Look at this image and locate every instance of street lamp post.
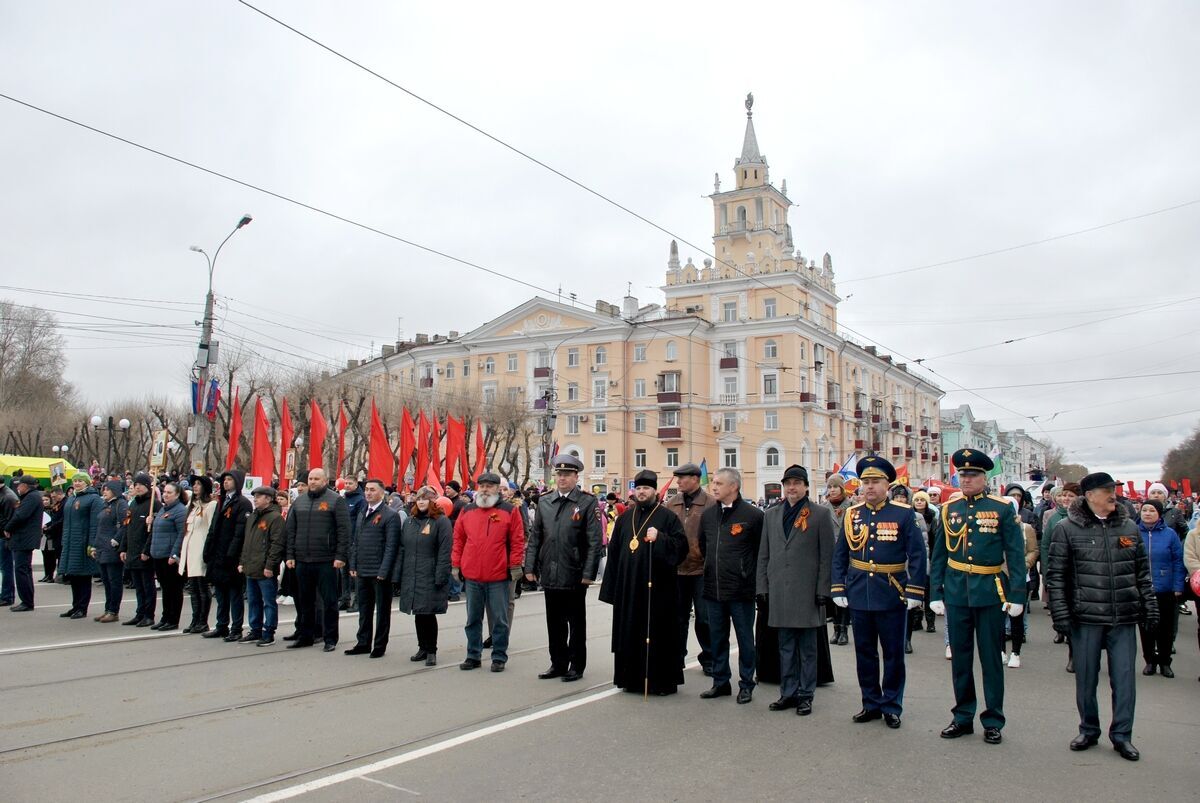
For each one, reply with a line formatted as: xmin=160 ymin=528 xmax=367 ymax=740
xmin=91 ymin=415 xmax=131 ymax=474
xmin=189 ymin=214 xmax=252 ymax=475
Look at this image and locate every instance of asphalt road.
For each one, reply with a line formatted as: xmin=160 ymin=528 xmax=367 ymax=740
xmin=2 ymin=577 xmax=1196 ymax=802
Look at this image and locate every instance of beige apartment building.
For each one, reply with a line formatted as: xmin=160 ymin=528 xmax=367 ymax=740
xmin=336 ymin=96 xmax=943 ymax=500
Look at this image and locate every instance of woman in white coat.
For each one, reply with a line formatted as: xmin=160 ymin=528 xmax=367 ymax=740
xmin=180 ymin=475 xmax=217 ymax=634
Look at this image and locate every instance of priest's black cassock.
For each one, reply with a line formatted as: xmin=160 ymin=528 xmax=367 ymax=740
xmin=598 ymin=501 xmax=688 ymax=695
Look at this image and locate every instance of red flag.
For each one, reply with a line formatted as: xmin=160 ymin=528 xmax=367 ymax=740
xmin=278 ymin=397 xmax=294 ymax=480
xmin=415 ymin=411 xmax=430 ymax=487
xmin=425 ymin=463 xmax=443 ymax=496
xmin=308 ymin=399 xmax=328 ymax=471
xmin=658 ymin=474 xmax=675 ymax=500
xmin=430 ymin=416 xmax=442 ymax=486
xmin=459 ymin=437 xmax=470 ymax=491
xmin=367 ymin=400 xmax=394 ymax=483
xmin=1116 ymin=482 xmax=1125 ymax=497
xmin=444 ymin=415 xmax=466 ymax=485
xmin=250 ymin=397 xmax=274 ymax=481
xmin=395 ymin=408 xmax=416 ymax=490
xmin=335 ymin=402 xmax=348 ymax=479
xmin=224 ymin=387 xmax=243 ymax=471
xmin=472 ymin=421 xmax=486 ymax=481
xmin=1182 ymin=478 xmax=1193 ymax=497
xmin=1143 ymin=480 xmax=1151 ymax=495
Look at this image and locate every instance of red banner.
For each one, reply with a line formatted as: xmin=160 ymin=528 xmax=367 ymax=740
xmin=472 ymin=421 xmax=486 ymax=482
xmin=367 ymin=400 xmax=393 ymax=483
xmin=249 ymin=397 xmax=274 ymax=481
xmin=395 ymin=408 xmax=415 ymax=490
xmin=224 ymin=387 xmax=242 ymax=472
xmin=335 ymin=402 xmax=348 ymax=479
xmin=308 ymin=399 xmax=327 ymax=471
xmin=277 ymin=397 xmax=293 ymax=481
xmin=415 ymin=411 xmax=430 ymax=488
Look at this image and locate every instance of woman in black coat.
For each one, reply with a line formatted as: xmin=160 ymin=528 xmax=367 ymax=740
xmin=393 ymin=488 xmax=452 ymax=666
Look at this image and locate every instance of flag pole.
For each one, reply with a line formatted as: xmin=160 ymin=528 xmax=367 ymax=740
xmin=644 ymin=537 xmax=653 ymax=701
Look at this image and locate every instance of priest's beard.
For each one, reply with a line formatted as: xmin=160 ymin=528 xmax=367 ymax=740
xmin=475 ymin=492 xmax=499 ymax=508
xmin=636 ymin=497 xmax=658 ymax=512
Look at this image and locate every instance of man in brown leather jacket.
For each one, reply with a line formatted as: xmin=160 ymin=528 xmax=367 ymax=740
xmin=665 ymin=463 xmax=715 ymax=675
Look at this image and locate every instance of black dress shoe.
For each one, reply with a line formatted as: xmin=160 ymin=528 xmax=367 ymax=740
xmin=883 ymin=713 xmax=902 ymax=729
xmin=1142 ymin=663 xmax=1156 ymax=676
xmin=769 ymin=696 xmax=798 ymax=711
xmin=425 ymin=653 xmax=437 ymax=666
xmin=256 ymin=636 xmax=275 ymax=646
xmin=223 ymin=630 xmax=243 ymax=643
xmin=925 ymin=622 xmax=936 ymax=633
xmin=829 ymin=627 xmax=840 ymax=644
xmin=562 ymin=670 xmax=584 ymax=682
xmin=736 ymin=688 xmax=753 ymax=704
xmin=282 ymin=632 xmax=300 ymax=641
xmin=1069 ymin=734 xmax=1098 ymax=751
xmin=983 ymin=727 xmax=1002 ymax=744
xmin=122 ymin=616 xmax=141 ymax=626
xmin=370 ymin=649 xmax=385 ymax=658
xmin=940 ymin=721 xmax=974 ymax=738
xmin=490 ymin=661 xmax=506 ymax=672
xmin=1160 ymin=665 xmax=1175 ymax=678
xmin=239 ymin=631 xmax=261 ymax=643
xmin=1053 ymin=633 xmax=1066 ymax=644
xmin=410 ymin=650 xmax=429 ymax=662
xmin=700 ymin=683 xmax=732 ymax=699
xmin=322 ymin=643 xmax=336 ymax=652
xmin=836 ymin=629 xmax=849 ymax=646
xmin=460 ymin=658 xmax=482 ymax=670
xmin=702 ymin=666 xmax=713 ymax=677
xmin=538 ymin=667 xmax=566 ymax=680
xmin=69 ymin=610 xmax=86 ymax=619
xmin=10 ymin=603 xmax=33 ymax=612
xmin=136 ymin=618 xmax=153 ymax=627
xmin=1065 ymin=658 xmax=1074 ymax=673
xmin=1113 ymin=741 xmax=1139 ymax=761
xmin=345 ymin=645 xmax=371 ymax=655
xmin=852 ymin=708 xmax=882 ymax=723
xmin=796 ymin=699 xmax=813 ymax=716
xmin=483 ymin=636 xmax=493 ymax=649
xmin=60 ymin=609 xmax=77 ymax=618
xmin=202 ymin=628 xmax=228 ymax=639
xmin=904 ymin=639 xmax=913 ymax=655
xmin=286 ymin=640 xmax=314 ymax=649
xmin=158 ymin=623 xmax=178 ymax=631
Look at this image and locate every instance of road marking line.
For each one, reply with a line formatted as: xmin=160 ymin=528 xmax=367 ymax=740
xmin=246 ymin=686 xmax=623 ymax=801
xmin=358 ymin=777 xmax=420 ymax=795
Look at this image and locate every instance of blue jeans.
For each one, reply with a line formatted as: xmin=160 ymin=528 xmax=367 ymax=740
xmin=0 ymin=538 xmax=13 ymax=602
xmin=465 ymin=579 xmax=510 ymax=663
xmin=246 ymin=576 xmax=279 ymax=636
xmin=98 ymin=562 xmax=124 ymax=614
xmin=706 ymin=598 xmax=756 ymax=691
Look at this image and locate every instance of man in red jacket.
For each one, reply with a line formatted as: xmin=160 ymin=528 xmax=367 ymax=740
xmin=453 ymin=472 xmax=525 ymax=672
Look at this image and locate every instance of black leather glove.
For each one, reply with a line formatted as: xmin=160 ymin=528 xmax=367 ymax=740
xmin=755 ymin=593 xmax=768 ymax=605
xmin=1052 ymin=619 xmax=1071 ymax=636
xmin=816 ymin=595 xmax=831 ymax=607
xmin=1144 ymin=617 xmax=1159 ymax=631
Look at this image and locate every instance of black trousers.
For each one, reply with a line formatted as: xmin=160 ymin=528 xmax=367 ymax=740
xmin=154 ymin=558 xmax=184 ymax=625
xmin=68 ymin=575 xmax=93 ymax=614
xmin=355 ymin=576 xmax=392 ymax=651
xmin=544 ymin=587 xmax=588 ymax=673
xmin=41 ymin=549 xmax=58 ymax=579
xmin=213 ymin=579 xmax=244 ymax=630
xmin=1139 ymin=591 xmax=1179 ymax=666
xmin=130 ymin=565 xmax=156 ymax=620
xmin=296 ymin=561 xmax=339 ymax=645
xmin=414 ymin=613 xmax=439 ymax=653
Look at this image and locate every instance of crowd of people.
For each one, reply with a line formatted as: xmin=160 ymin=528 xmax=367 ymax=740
xmin=1 ymin=452 xmax=1196 ymax=760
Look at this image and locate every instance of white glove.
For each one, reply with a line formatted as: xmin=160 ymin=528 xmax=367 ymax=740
xmin=930 ymin=600 xmax=946 ymax=616
xmin=906 ymin=598 xmax=922 ymax=610
xmin=832 ymin=596 xmax=849 ymax=608
xmin=1004 ymin=602 xmax=1024 ymax=617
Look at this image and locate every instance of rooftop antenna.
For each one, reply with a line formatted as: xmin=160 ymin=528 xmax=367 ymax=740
xmin=396 ymin=316 xmax=404 ymax=343
xmin=557 ymin=284 xmax=563 ymax=304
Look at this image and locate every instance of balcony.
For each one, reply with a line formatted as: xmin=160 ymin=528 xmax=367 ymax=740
xmin=871 ymin=414 xmax=881 ymax=424
xmin=904 ymin=424 xmax=913 ymax=433
xmin=419 ymin=377 xmax=434 ymax=388
xmin=920 ymin=427 xmax=929 ymax=437
xmin=533 ymin=399 xmax=548 ymax=411
xmin=657 ymin=427 xmax=682 ymax=440
xmin=533 ymin=366 xmax=551 ymax=378
xmin=920 ymin=452 xmax=930 ymax=460
xmin=872 ymin=442 xmax=881 ymax=452
xmin=892 ymin=447 xmax=902 ymax=457
xmin=718 ymin=393 xmax=740 ymax=405
xmin=656 ymin=391 xmax=682 ymax=405
xmin=931 ymin=431 xmax=940 ymax=440
xmin=799 ymin=392 xmax=815 ymax=403
xmin=854 ymin=440 xmax=865 ymax=449
xmin=854 ymin=409 xmax=865 ymax=419
xmin=719 ymin=356 xmax=739 ymax=369
xmin=826 ymin=400 xmax=839 ymax=411
xmin=905 ymin=450 xmax=914 ymax=458
xmin=891 ymin=420 xmax=901 ymax=430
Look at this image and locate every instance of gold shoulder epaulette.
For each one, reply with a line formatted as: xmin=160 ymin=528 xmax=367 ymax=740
xmin=890 ymin=500 xmax=912 ymax=509
xmin=847 ymin=502 xmax=865 ymax=511
xmin=986 ymin=494 xmax=1008 ymax=503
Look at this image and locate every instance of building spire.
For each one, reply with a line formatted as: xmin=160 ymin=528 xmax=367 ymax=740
xmin=736 ymin=92 xmax=765 ymax=166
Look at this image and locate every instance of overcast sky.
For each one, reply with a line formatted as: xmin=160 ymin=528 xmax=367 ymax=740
xmin=2 ymin=1 xmax=1197 ymax=482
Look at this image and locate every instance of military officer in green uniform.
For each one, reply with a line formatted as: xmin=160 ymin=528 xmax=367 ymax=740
xmin=930 ymin=449 xmax=1027 ymax=745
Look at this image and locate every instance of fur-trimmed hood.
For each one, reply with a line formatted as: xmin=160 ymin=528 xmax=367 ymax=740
xmin=1067 ymin=495 xmax=1127 ymax=528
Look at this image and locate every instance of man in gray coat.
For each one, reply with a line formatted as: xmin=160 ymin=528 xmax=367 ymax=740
xmin=757 ymin=465 xmax=834 ymax=715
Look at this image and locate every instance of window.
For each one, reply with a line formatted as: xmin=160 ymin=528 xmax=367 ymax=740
xmin=444 ymin=361 xmax=455 ymax=380
xmin=766 ymin=447 xmax=780 ymax=468
xmin=593 ymin=378 xmax=607 ymax=402
xmin=666 ymin=448 xmax=679 ymax=468
xmin=722 ymin=301 xmax=737 ymax=322
xmin=763 ymin=374 xmax=777 ymax=397
xmin=507 ymin=387 xmax=520 ymax=402
xmin=659 ymin=372 xmax=679 ymax=393
xmin=594 ymin=414 xmax=607 ymax=434
xmin=665 ymin=341 xmax=677 ymax=361
xmin=723 ymin=448 xmax=738 ymax=468
xmin=634 ymin=449 xmax=647 ymax=468
xmin=634 ymin=343 xmax=647 ymax=362
xmin=800 ymin=444 xmax=809 ymax=466
xmin=484 ymin=357 xmax=495 ymax=375
xmin=567 ymin=382 xmax=579 ymax=401
xmin=482 ymin=386 xmax=496 ymax=404
xmin=722 ymin=341 xmax=737 ymax=358
xmin=535 ymin=350 xmax=550 ymax=368
xmin=594 ymin=346 xmax=607 ymax=365
xmin=567 ymin=415 xmax=580 ymax=435
xmin=567 ymin=348 xmax=580 ymax=367
xmin=723 ymin=412 xmax=737 ymax=432
xmin=764 ymin=410 xmax=778 ymax=431
xmin=763 ymin=339 xmax=777 ymax=359
xmin=463 ymin=360 xmax=470 ymax=377
xmin=594 ymin=450 xmax=607 ymax=470
xmin=659 ymin=410 xmax=679 ymax=428
xmin=723 ymin=376 xmax=738 ymax=396
xmin=507 ymin=353 xmax=518 ymax=372
xmin=799 ymin=341 xmax=807 ymax=364
xmin=634 ymin=378 xmax=646 ymax=398
xmin=764 ymin=298 xmax=777 ymax=319
xmin=634 ymin=413 xmax=646 ymax=433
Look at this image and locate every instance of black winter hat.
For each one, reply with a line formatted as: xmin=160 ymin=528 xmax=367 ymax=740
xmin=1140 ymin=499 xmax=1164 ymax=518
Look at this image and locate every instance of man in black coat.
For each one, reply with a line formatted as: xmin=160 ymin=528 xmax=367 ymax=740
xmin=346 ymin=478 xmax=401 ymax=658
xmin=4 ymin=476 xmax=44 ymax=611
xmin=204 ymin=470 xmax=252 ymax=641
xmin=698 ymin=467 xmax=764 ymax=704
xmin=118 ymin=473 xmax=156 ymax=626
xmin=285 ymin=467 xmax=351 ymax=651
xmin=1046 ymin=472 xmax=1158 ymax=761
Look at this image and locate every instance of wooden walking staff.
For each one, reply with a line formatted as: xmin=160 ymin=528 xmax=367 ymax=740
xmin=643 ymin=525 xmax=659 ymax=701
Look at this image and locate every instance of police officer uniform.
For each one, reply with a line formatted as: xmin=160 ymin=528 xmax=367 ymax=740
xmin=831 ymin=455 xmax=927 ymax=727
xmin=930 ymin=449 xmax=1027 ymax=744
xmin=524 ymin=454 xmax=604 ymax=681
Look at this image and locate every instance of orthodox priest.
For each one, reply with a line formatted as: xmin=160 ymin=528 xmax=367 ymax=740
xmin=599 ymin=470 xmax=689 ymax=696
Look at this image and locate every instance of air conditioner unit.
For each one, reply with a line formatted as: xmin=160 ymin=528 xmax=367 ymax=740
xmin=518 ymin=387 xmax=525 ymax=393
xmin=608 ymin=380 xmax=618 ymax=388
xmin=712 ymin=423 xmax=721 ymax=432
xmin=579 ymin=415 xmax=589 ymax=422
xmin=436 ymin=368 xmax=443 ymax=375
xmin=478 ymin=362 xmax=485 ymax=368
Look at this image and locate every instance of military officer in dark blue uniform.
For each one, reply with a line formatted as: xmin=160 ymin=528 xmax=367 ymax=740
xmin=930 ymin=449 xmax=1027 ymax=745
xmin=831 ymin=455 xmax=927 ymax=729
